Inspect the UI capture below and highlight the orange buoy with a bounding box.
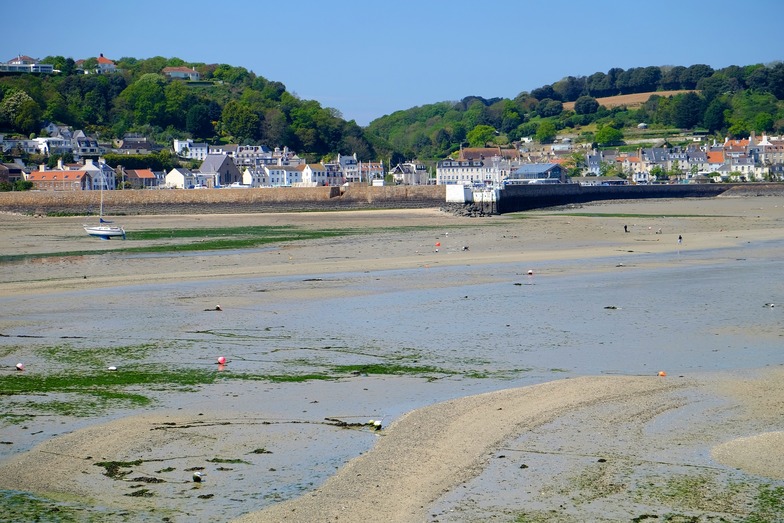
[658,371,667,377]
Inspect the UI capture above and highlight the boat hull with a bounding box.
[84,225,126,240]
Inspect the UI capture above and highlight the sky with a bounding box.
[6,0,783,126]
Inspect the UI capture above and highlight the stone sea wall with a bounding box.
[0,185,447,215]
[2,183,783,216]
[495,183,780,213]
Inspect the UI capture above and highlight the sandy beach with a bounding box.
[2,195,784,522]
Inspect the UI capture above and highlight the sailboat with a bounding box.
[83,170,125,240]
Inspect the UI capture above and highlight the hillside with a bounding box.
[1,58,783,170]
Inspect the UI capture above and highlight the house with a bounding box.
[337,153,359,182]
[507,163,565,184]
[173,139,209,160]
[96,54,116,74]
[73,133,101,158]
[2,138,39,155]
[27,170,91,191]
[436,159,490,185]
[264,164,304,186]
[359,161,385,182]
[0,55,53,74]
[242,167,268,187]
[81,159,117,190]
[199,154,242,186]
[165,167,197,189]
[124,169,158,189]
[162,66,201,81]
[0,162,24,184]
[390,162,429,185]
[33,136,72,156]
[302,163,343,186]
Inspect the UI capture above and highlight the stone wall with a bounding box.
[0,185,447,215]
[496,183,740,213]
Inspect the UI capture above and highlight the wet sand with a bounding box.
[2,196,784,521]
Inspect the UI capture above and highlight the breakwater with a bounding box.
[495,183,774,213]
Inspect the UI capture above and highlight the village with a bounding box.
[3,127,783,192]
[1,54,783,192]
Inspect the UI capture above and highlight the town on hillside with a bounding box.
[2,54,784,191]
[2,125,783,191]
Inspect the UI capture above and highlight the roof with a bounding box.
[8,55,36,64]
[96,54,114,65]
[512,163,561,175]
[162,66,196,74]
[199,154,230,173]
[459,147,502,161]
[28,170,88,181]
[126,169,156,179]
[707,151,725,164]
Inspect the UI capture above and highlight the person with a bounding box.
[678,235,682,244]
[624,225,628,233]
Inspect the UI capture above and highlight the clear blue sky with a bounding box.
[7,0,782,126]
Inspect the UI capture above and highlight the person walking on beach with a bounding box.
[624,225,628,233]
[678,235,682,244]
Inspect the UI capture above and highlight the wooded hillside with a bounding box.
[1,57,782,165]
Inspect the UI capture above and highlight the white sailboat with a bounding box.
[83,170,125,240]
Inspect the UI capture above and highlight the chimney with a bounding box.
[39,164,46,172]
[57,158,64,170]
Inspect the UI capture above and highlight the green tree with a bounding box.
[535,120,557,143]
[703,98,728,132]
[221,100,260,141]
[466,125,496,147]
[574,95,599,115]
[563,152,587,177]
[0,90,42,134]
[649,165,665,182]
[672,92,704,129]
[186,104,214,138]
[595,125,623,146]
[117,73,167,126]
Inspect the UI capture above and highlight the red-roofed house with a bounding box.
[124,169,158,189]
[27,170,90,191]
[96,53,116,73]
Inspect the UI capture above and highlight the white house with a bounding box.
[337,153,359,182]
[264,164,304,186]
[390,162,428,185]
[436,159,492,185]
[165,167,197,189]
[242,167,268,187]
[82,159,117,190]
[302,163,343,186]
[162,66,201,81]
[173,139,209,160]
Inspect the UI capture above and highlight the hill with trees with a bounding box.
[1,57,782,167]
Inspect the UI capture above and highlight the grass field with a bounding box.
[563,89,697,110]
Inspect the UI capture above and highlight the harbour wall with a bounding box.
[496,183,737,213]
[1,183,782,216]
[0,185,447,215]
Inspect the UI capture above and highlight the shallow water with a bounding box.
[1,237,783,520]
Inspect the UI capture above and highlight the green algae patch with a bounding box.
[95,459,144,479]
[332,363,450,376]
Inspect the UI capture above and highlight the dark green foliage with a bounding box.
[574,95,599,115]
